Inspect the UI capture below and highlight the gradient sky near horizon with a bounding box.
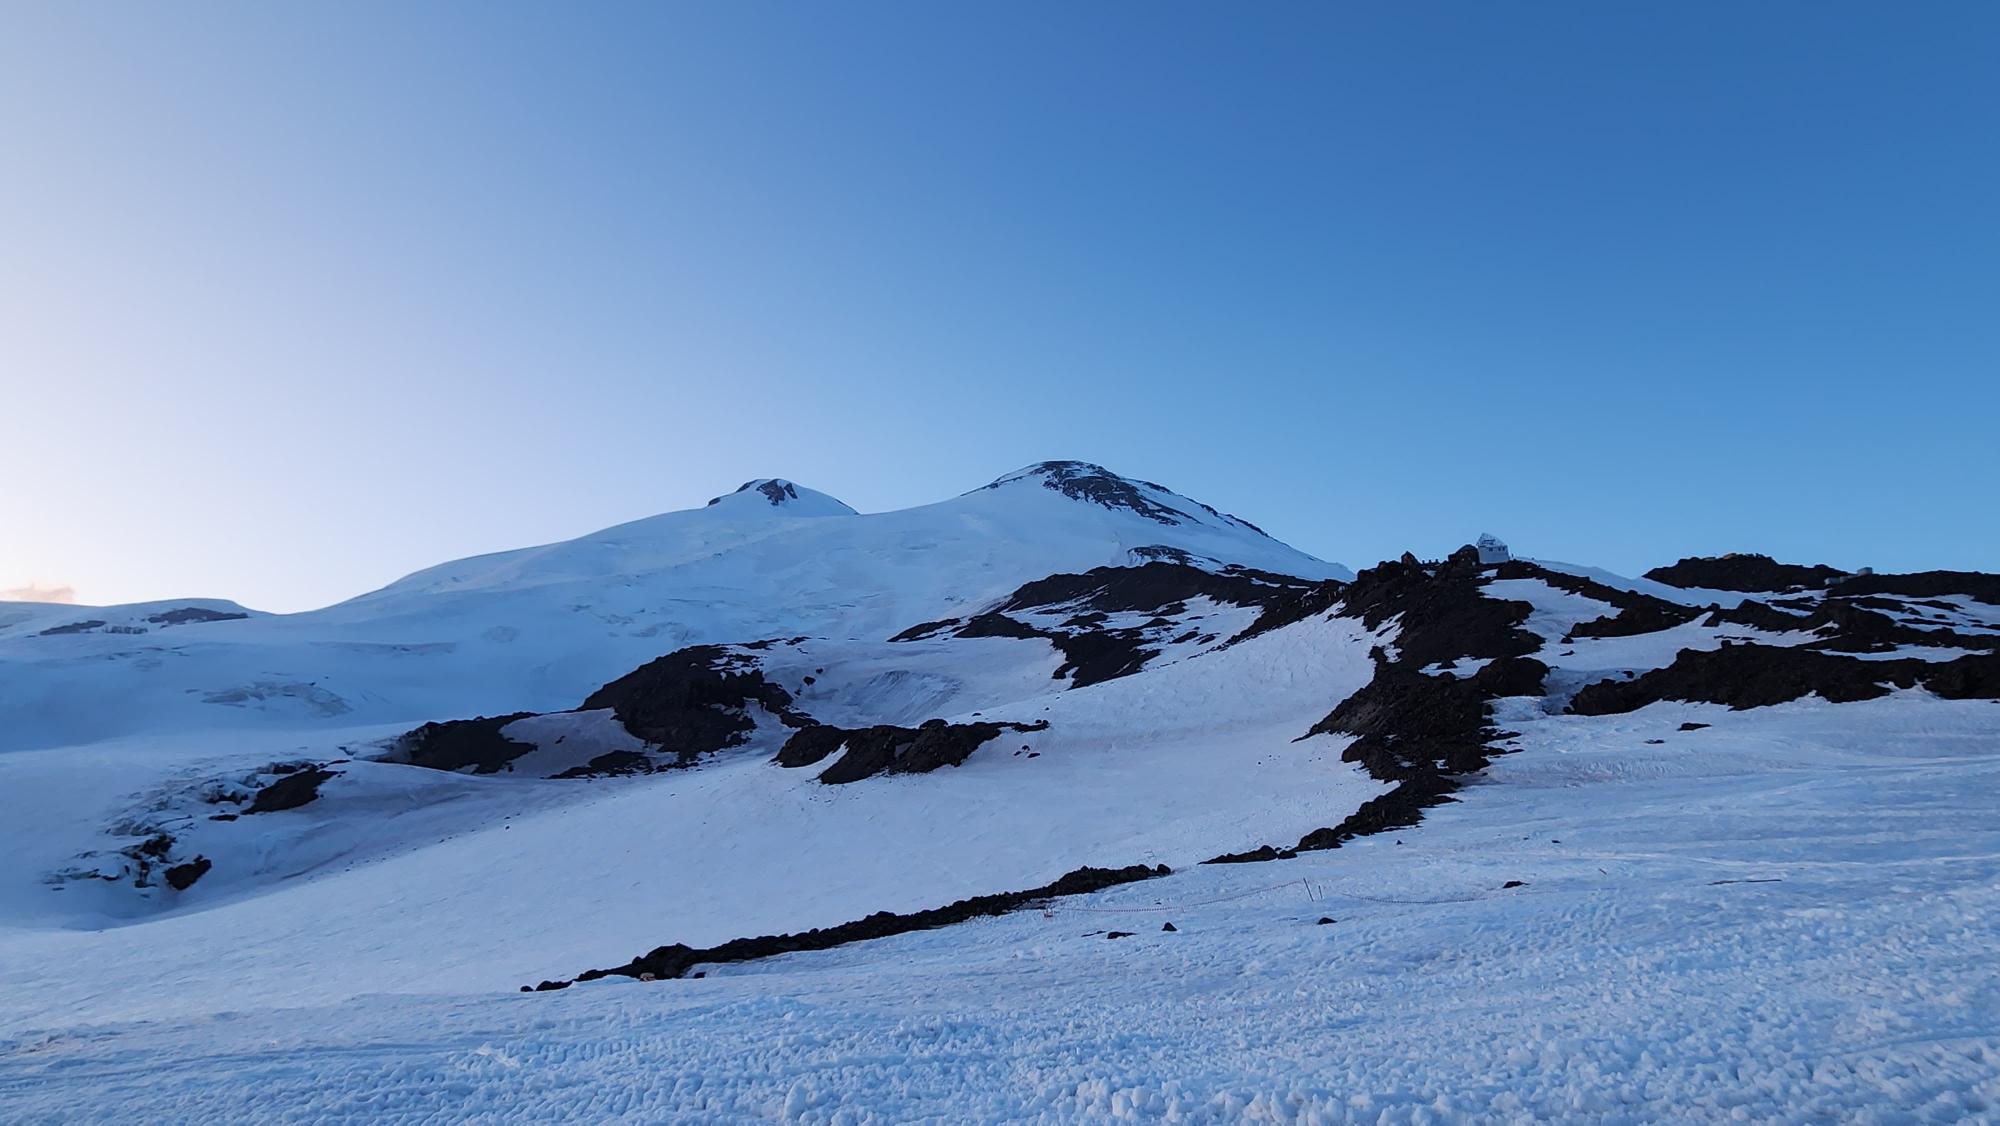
[4,3,1996,612]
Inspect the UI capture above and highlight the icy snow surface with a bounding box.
[3,692,1995,1122]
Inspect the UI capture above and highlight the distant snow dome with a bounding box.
[1475,533,1511,565]
[705,479,857,517]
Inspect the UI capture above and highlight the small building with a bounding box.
[1475,533,1511,565]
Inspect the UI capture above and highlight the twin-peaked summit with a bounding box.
[698,461,1288,536]
[0,460,1347,751]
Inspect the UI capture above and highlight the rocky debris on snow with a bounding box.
[1705,598,1998,655]
[1337,548,1539,670]
[1644,554,1848,593]
[1105,931,1135,940]
[1162,922,1177,932]
[1569,645,2000,715]
[983,461,1210,528]
[581,644,810,761]
[1208,548,1550,865]
[892,561,1328,689]
[778,718,1050,784]
[540,863,1172,988]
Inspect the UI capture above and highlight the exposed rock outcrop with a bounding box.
[778,718,1050,784]
[1644,554,1847,593]
[536,862,1171,989]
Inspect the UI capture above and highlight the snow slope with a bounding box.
[2,693,1993,1122]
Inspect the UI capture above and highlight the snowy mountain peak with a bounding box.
[981,460,1265,535]
[704,479,857,517]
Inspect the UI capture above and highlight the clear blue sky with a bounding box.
[4,3,1995,611]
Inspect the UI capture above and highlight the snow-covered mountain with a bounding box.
[3,466,1997,1121]
[0,462,1348,753]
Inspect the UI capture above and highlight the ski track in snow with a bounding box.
[3,694,1996,1123]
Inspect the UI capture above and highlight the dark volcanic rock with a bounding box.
[954,613,1045,641]
[773,724,850,769]
[1924,653,2000,700]
[391,713,537,774]
[549,750,655,780]
[146,607,251,626]
[582,645,805,762]
[37,620,105,637]
[1568,600,1704,640]
[887,617,959,642]
[552,863,1170,987]
[164,856,211,890]
[1336,549,1539,670]
[1708,598,1998,656]
[903,561,1333,690]
[795,719,1050,784]
[1644,554,1847,593]
[1306,657,1544,780]
[245,766,337,813]
[1293,773,1461,852]
[985,461,1196,526]
[1570,645,1904,713]
[996,562,1316,620]
[1835,569,2000,606]
[1207,551,1556,865]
